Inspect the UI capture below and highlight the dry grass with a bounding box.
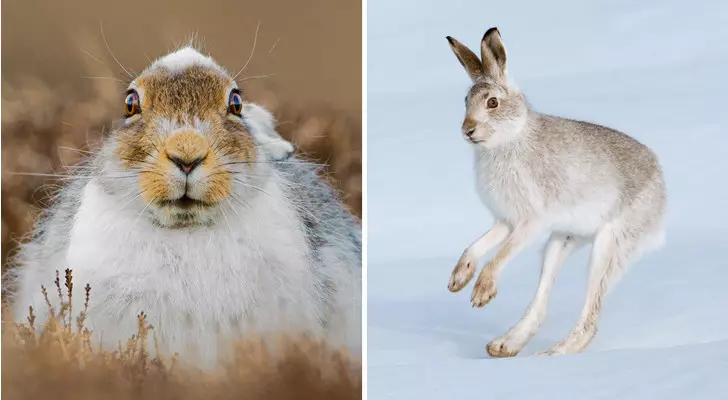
[2,269,362,399]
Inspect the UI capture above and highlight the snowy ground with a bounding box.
[367,0,728,398]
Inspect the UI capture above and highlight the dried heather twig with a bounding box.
[64,268,74,328]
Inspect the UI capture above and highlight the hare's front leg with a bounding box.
[448,221,510,292]
[471,222,538,308]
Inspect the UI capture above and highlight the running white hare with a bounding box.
[5,46,361,367]
[446,28,666,357]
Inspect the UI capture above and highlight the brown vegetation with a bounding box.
[2,270,362,400]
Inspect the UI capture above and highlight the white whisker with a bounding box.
[268,38,280,54]
[233,20,261,80]
[100,21,135,78]
[58,146,95,155]
[83,76,127,84]
[240,73,276,82]
[218,201,236,240]
[80,48,105,65]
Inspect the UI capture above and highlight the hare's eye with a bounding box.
[124,91,141,117]
[487,97,499,109]
[228,90,243,116]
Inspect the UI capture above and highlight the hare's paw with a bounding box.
[486,336,522,358]
[470,275,497,307]
[448,256,476,292]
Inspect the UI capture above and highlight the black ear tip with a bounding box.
[483,27,500,40]
[446,36,455,44]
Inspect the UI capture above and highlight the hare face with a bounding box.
[107,48,266,228]
[448,28,528,148]
[463,81,528,148]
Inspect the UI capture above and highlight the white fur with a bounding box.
[13,175,325,367]
[149,46,226,75]
[243,103,295,161]
[488,234,583,355]
[474,147,620,236]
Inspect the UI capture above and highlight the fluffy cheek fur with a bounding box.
[468,97,528,149]
[113,119,258,227]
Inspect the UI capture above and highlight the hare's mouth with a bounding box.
[158,195,212,210]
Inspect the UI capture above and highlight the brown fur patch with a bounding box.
[114,65,257,207]
[462,115,477,133]
[165,131,209,164]
[139,166,173,204]
[471,239,514,307]
[200,148,232,205]
[480,27,507,80]
[488,237,513,270]
[470,275,498,308]
[447,36,484,82]
[116,122,158,169]
[447,257,475,293]
[136,66,231,119]
[486,340,519,358]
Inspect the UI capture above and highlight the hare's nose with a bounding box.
[168,155,205,175]
[165,130,209,175]
[465,128,476,138]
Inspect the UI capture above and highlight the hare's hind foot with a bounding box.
[486,336,521,358]
[534,334,593,356]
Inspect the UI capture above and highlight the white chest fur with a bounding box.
[473,147,618,237]
[474,149,545,223]
[65,181,320,364]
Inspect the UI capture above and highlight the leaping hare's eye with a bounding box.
[228,89,243,116]
[124,90,141,117]
[487,97,499,109]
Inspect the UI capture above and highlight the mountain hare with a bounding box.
[5,46,361,366]
[446,28,666,357]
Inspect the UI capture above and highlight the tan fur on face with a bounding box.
[165,131,209,164]
[138,164,173,204]
[199,147,233,205]
[136,66,229,119]
[462,115,477,135]
[115,64,256,212]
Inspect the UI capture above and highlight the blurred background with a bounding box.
[1,0,362,269]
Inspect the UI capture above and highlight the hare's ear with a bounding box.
[480,27,507,81]
[447,36,484,82]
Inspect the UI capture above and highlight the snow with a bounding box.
[367,0,728,398]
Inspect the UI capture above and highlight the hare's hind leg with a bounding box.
[448,221,510,292]
[539,222,630,355]
[487,234,584,358]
